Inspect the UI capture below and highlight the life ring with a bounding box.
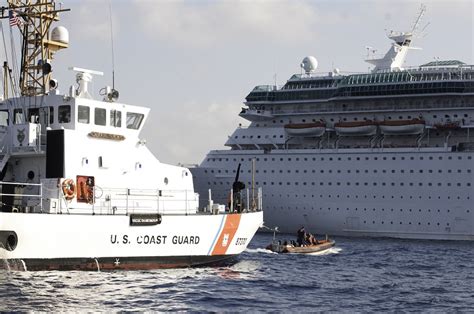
[62,179,76,201]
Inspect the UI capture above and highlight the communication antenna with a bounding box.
[108,1,116,90]
[411,3,427,36]
[0,0,70,96]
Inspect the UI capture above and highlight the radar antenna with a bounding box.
[0,0,70,96]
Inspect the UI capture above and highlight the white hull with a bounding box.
[192,148,474,241]
[0,211,263,270]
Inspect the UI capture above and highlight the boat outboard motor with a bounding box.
[231,163,245,212]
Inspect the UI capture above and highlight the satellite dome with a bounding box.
[51,26,69,44]
[300,56,318,75]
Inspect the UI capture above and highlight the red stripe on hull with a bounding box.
[211,214,241,255]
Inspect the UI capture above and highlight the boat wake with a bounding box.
[307,247,342,256]
[246,248,277,254]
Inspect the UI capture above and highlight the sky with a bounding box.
[12,0,474,164]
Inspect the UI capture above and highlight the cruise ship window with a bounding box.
[58,105,71,123]
[78,105,90,124]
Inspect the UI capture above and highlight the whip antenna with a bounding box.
[109,1,115,90]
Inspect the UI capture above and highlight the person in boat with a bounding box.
[306,232,319,245]
[296,226,306,246]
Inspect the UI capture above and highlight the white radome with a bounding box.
[51,26,69,44]
[301,56,318,74]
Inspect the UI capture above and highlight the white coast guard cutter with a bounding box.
[0,1,263,271]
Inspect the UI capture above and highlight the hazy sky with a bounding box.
[22,0,474,164]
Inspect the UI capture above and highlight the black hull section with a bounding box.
[1,255,238,271]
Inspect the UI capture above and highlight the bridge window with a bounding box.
[58,105,71,123]
[126,112,144,130]
[49,107,54,124]
[78,105,90,124]
[110,109,122,127]
[95,108,106,126]
[0,110,7,126]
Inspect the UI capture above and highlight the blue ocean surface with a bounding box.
[0,233,473,312]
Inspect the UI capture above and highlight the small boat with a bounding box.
[379,118,425,135]
[266,235,335,254]
[284,122,326,137]
[334,120,377,136]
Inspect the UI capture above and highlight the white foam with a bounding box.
[245,248,278,254]
[307,247,342,256]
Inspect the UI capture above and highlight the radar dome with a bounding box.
[51,26,69,44]
[300,56,318,75]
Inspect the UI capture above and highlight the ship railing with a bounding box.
[203,187,263,214]
[0,181,42,213]
[272,100,474,116]
[88,187,199,216]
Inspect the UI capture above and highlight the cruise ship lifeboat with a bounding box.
[334,120,377,136]
[379,118,425,135]
[434,121,461,130]
[239,108,274,121]
[284,122,326,137]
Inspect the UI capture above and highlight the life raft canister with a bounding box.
[62,178,76,201]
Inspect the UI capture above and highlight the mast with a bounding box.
[0,0,69,96]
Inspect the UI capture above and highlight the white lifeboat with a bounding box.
[379,118,425,135]
[284,122,326,137]
[334,120,377,136]
[434,121,461,130]
[239,108,274,121]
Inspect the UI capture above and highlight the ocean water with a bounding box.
[0,233,473,312]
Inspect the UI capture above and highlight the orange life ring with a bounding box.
[62,179,76,201]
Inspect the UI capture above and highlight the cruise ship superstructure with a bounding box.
[192,6,474,240]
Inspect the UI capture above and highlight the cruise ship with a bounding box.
[191,6,474,241]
